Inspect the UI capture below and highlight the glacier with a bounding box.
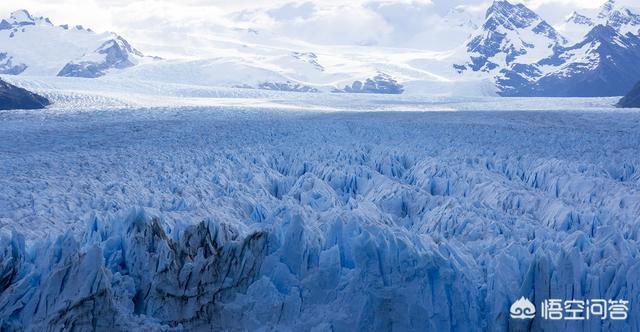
[1,93,639,331]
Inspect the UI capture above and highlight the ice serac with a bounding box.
[0,208,483,331]
[1,107,640,331]
[0,78,50,110]
[57,36,144,78]
[617,81,640,107]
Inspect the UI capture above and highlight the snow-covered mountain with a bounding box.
[57,36,146,78]
[599,0,640,35]
[455,0,566,73]
[559,0,640,44]
[0,10,148,78]
[3,2,639,97]
[529,24,640,96]
[0,7,488,96]
[457,0,640,97]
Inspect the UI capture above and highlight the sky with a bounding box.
[0,0,620,54]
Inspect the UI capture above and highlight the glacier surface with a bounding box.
[1,94,640,331]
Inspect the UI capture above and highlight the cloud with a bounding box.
[270,4,392,46]
[267,2,316,21]
[0,0,615,54]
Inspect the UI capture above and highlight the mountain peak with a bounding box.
[6,9,52,27]
[10,9,34,22]
[484,0,542,31]
[598,0,616,19]
[585,23,620,40]
[1,9,149,77]
[595,1,640,33]
[460,0,566,73]
[480,0,564,43]
[566,11,594,26]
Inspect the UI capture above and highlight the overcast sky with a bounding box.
[0,0,610,30]
[0,0,620,54]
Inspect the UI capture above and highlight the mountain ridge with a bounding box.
[1,3,639,97]
[0,9,149,78]
[457,0,640,97]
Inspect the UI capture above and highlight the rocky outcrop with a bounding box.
[257,81,319,92]
[0,53,27,75]
[335,73,404,94]
[617,81,640,107]
[460,0,566,73]
[457,0,640,97]
[0,78,49,110]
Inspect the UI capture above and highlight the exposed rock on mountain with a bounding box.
[57,37,145,78]
[457,0,640,97]
[257,81,319,92]
[335,73,404,94]
[566,11,594,26]
[0,77,49,110]
[617,81,640,108]
[529,25,640,97]
[0,52,26,75]
[457,0,566,73]
[0,9,148,77]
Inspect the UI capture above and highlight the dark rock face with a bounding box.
[617,81,640,108]
[335,73,404,94]
[0,78,50,110]
[502,25,640,97]
[457,0,640,97]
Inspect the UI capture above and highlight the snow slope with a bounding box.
[456,0,640,97]
[2,2,639,97]
[0,8,487,96]
[1,86,639,331]
[0,10,148,77]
